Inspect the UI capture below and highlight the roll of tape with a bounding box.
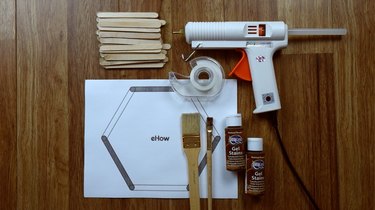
[169,56,225,98]
[190,65,215,91]
[189,57,223,92]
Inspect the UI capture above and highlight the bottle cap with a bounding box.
[247,137,263,151]
[226,114,242,127]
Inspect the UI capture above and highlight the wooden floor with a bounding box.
[1,0,374,209]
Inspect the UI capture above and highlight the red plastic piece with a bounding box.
[228,49,252,81]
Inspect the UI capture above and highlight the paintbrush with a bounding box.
[181,113,201,210]
[206,117,213,210]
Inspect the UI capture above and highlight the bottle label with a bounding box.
[246,154,265,195]
[225,129,245,170]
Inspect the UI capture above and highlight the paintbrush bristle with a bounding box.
[181,113,201,148]
[181,113,200,135]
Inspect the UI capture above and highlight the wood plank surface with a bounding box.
[67,1,119,209]
[0,0,16,209]
[332,0,375,209]
[0,0,373,209]
[17,0,69,209]
[277,54,338,209]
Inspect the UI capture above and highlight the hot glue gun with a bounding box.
[179,21,346,113]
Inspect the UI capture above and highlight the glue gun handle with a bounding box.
[245,47,281,113]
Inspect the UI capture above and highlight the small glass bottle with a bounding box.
[245,137,265,195]
[225,114,245,171]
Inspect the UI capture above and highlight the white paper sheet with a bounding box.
[84,79,238,198]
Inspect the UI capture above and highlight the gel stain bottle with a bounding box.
[225,114,245,171]
[245,137,265,195]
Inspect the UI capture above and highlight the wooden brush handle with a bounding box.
[184,148,201,210]
[207,151,212,210]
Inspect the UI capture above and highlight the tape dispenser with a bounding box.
[169,56,225,98]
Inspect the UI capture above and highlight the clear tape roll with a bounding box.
[169,56,225,98]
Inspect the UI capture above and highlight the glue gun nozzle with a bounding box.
[173,29,185,34]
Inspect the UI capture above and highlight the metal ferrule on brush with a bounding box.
[206,117,213,150]
[183,135,201,148]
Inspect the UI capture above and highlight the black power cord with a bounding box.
[270,111,320,210]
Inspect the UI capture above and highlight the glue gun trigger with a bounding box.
[228,49,252,81]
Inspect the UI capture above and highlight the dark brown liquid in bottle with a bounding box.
[225,126,245,171]
[246,151,265,195]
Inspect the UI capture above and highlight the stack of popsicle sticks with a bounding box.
[97,12,170,69]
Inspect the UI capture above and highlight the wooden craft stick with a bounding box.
[97,18,163,28]
[96,13,169,69]
[100,57,168,66]
[103,62,166,69]
[99,48,168,54]
[97,31,161,39]
[97,18,162,23]
[98,38,162,45]
[100,58,148,66]
[162,44,171,50]
[102,53,166,61]
[97,26,160,33]
[97,12,159,19]
[99,44,162,51]
[100,49,162,54]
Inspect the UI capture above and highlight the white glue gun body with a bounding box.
[185,21,288,113]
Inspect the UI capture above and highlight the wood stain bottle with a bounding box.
[225,114,245,170]
[245,137,265,195]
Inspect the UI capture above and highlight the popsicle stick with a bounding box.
[97,31,161,39]
[97,18,162,23]
[100,58,148,66]
[103,62,166,69]
[100,44,162,51]
[100,57,168,66]
[96,12,169,69]
[97,18,163,28]
[100,49,162,54]
[162,43,171,50]
[97,26,160,33]
[102,53,166,61]
[98,38,162,45]
[97,12,158,19]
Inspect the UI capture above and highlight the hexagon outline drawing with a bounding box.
[101,86,222,192]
